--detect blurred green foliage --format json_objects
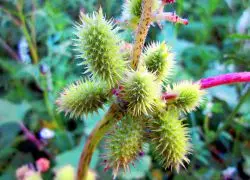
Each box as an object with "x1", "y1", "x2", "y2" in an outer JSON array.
[{"x1": 0, "y1": 0, "x2": 250, "y2": 179}]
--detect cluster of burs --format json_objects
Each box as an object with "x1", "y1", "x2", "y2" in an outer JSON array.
[{"x1": 57, "y1": 0, "x2": 205, "y2": 177}]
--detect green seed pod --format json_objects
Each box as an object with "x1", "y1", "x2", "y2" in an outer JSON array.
[
  {"x1": 121, "y1": 69, "x2": 161, "y2": 116},
  {"x1": 56, "y1": 80, "x2": 110, "y2": 118},
  {"x1": 122, "y1": 0, "x2": 160, "y2": 28},
  {"x1": 103, "y1": 115, "x2": 144, "y2": 177},
  {"x1": 149, "y1": 110, "x2": 191, "y2": 172},
  {"x1": 144, "y1": 42, "x2": 175, "y2": 81},
  {"x1": 75, "y1": 9, "x2": 125, "y2": 87},
  {"x1": 167, "y1": 81, "x2": 205, "y2": 113}
]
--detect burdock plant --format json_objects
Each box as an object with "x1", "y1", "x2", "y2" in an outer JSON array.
[{"x1": 56, "y1": 0, "x2": 250, "y2": 179}]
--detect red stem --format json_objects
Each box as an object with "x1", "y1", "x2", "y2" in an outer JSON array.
[
  {"x1": 19, "y1": 122, "x2": 43, "y2": 150},
  {"x1": 162, "y1": 72, "x2": 250, "y2": 100},
  {"x1": 198, "y1": 72, "x2": 250, "y2": 89}
]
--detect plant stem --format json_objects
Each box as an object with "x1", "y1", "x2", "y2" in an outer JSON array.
[
  {"x1": 17, "y1": 1, "x2": 39, "y2": 64},
  {"x1": 0, "y1": 36, "x2": 20, "y2": 61},
  {"x1": 77, "y1": 104, "x2": 122, "y2": 180},
  {"x1": 19, "y1": 122, "x2": 43, "y2": 149},
  {"x1": 131, "y1": 0, "x2": 153, "y2": 70},
  {"x1": 77, "y1": 1, "x2": 153, "y2": 179},
  {"x1": 199, "y1": 72, "x2": 250, "y2": 89}
]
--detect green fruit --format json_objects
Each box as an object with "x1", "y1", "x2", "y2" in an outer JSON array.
[
  {"x1": 103, "y1": 115, "x2": 144, "y2": 177},
  {"x1": 56, "y1": 80, "x2": 109, "y2": 118},
  {"x1": 75, "y1": 9, "x2": 125, "y2": 87},
  {"x1": 121, "y1": 69, "x2": 161, "y2": 116},
  {"x1": 144, "y1": 42, "x2": 175, "y2": 81},
  {"x1": 149, "y1": 110, "x2": 191, "y2": 172},
  {"x1": 167, "y1": 81, "x2": 205, "y2": 113}
]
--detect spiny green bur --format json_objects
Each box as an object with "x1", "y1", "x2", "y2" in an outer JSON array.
[
  {"x1": 149, "y1": 110, "x2": 191, "y2": 172},
  {"x1": 121, "y1": 69, "x2": 161, "y2": 116},
  {"x1": 144, "y1": 42, "x2": 175, "y2": 81},
  {"x1": 56, "y1": 80, "x2": 109, "y2": 118},
  {"x1": 75, "y1": 9, "x2": 125, "y2": 87},
  {"x1": 103, "y1": 116, "x2": 144, "y2": 177},
  {"x1": 167, "y1": 81, "x2": 205, "y2": 113},
  {"x1": 56, "y1": 2, "x2": 206, "y2": 177}
]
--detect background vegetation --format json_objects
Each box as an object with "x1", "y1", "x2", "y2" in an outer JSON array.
[{"x1": 0, "y1": 0, "x2": 250, "y2": 179}]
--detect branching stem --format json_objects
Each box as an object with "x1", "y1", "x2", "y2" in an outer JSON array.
[
  {"x1": 77, "y1": 1, "x2": 250, "y2": 178},
  {"x1": 17, "y1": 0, "x2": 39, "y2": 64}
]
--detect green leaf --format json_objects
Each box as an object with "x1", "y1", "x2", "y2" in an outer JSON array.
[
  {"x1": 53, "y1": 131, "x2": 75, "y2": 152},
  {"x1": 0, "y1": 100, "x2": 31, "y2": 125},
  {"x1": 0, "y1": 123, "x2": 20, "y2": 148}
]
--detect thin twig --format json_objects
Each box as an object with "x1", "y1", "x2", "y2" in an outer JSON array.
[
  {"x1": 16, "y1": 0, "x2": 39, "y2": 64},
  {"x1": 0, "y1": 36, "x2": 20, "y2": 60},
  {"x1": 19, "y1": 122, "x2": 43, "y2": 150},
  {"x1": 0, "y1": 5, "x2": 21, "y2": 26}
]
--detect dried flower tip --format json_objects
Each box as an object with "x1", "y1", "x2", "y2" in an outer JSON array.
[
  {"x1": 162, "y1": 0, "x2": 175, "y2": 5},
  {"x1": 154, "y1": 12, "x2": 189, "y2": 25}
]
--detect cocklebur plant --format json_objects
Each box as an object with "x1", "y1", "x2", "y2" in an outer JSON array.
[{"x1": 56, "y1": 1, "x2": 250, "y2": 180}]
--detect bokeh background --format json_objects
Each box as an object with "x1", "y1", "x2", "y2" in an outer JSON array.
[{"x1": 1, "y1": 0, "x2": 250, "y2": 179}]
